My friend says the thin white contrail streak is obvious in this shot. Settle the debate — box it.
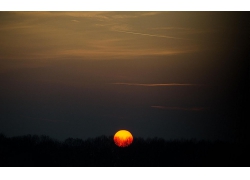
[115,30,189,40]
[111,83,197,87]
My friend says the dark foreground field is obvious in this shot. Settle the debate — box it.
[0,134,249,167]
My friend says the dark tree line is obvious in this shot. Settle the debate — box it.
[0,133,249,167]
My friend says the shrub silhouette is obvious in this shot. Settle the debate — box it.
[0,133,249,167]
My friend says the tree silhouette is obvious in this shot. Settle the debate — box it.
[0,133,249,167]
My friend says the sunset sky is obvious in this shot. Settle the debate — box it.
[0,12,249,141]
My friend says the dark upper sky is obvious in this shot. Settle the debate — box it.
[0,12,249,142]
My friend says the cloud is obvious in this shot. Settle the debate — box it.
[16,12,153,21]
[0,12,199,61]
[110,24,131,32]
[110,12,161,19]
[14,11,110,20]
[152,27,192,30]
[140,12,161,16]
[111,14,138,19]
[0,24,34,30]
[114,30,189,40]
[55,46,192,60]
[151,26,218,34]
[151,106,207,111]
[71,19,80,23]
[111,83,197,87]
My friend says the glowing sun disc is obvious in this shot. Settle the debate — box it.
[114,130,133,147]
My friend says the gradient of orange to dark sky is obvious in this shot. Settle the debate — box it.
[0,12,249,141]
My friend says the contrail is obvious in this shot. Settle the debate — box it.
[115,30,189,40]
[111,83,196,87]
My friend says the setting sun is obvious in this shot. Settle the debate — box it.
[114,130,133,147]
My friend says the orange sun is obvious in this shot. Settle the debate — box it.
[114,130,133,147]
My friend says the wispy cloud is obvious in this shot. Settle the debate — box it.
[140,12,161,16]
[114,30,189,40]
[15,11,110,20]
[111,83,197,87]
[152,27,192,30]
[71,19,80,23]
[151,106,207,111]
[0,12,200,61]
[0,24,34,30]
[152,26,218,34]
[56,47,192,60]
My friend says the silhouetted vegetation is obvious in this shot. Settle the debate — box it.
[0,133,249,167]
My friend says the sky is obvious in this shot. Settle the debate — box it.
[0,11,249,142]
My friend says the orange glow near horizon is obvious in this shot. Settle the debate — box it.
[114,130,133,147]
